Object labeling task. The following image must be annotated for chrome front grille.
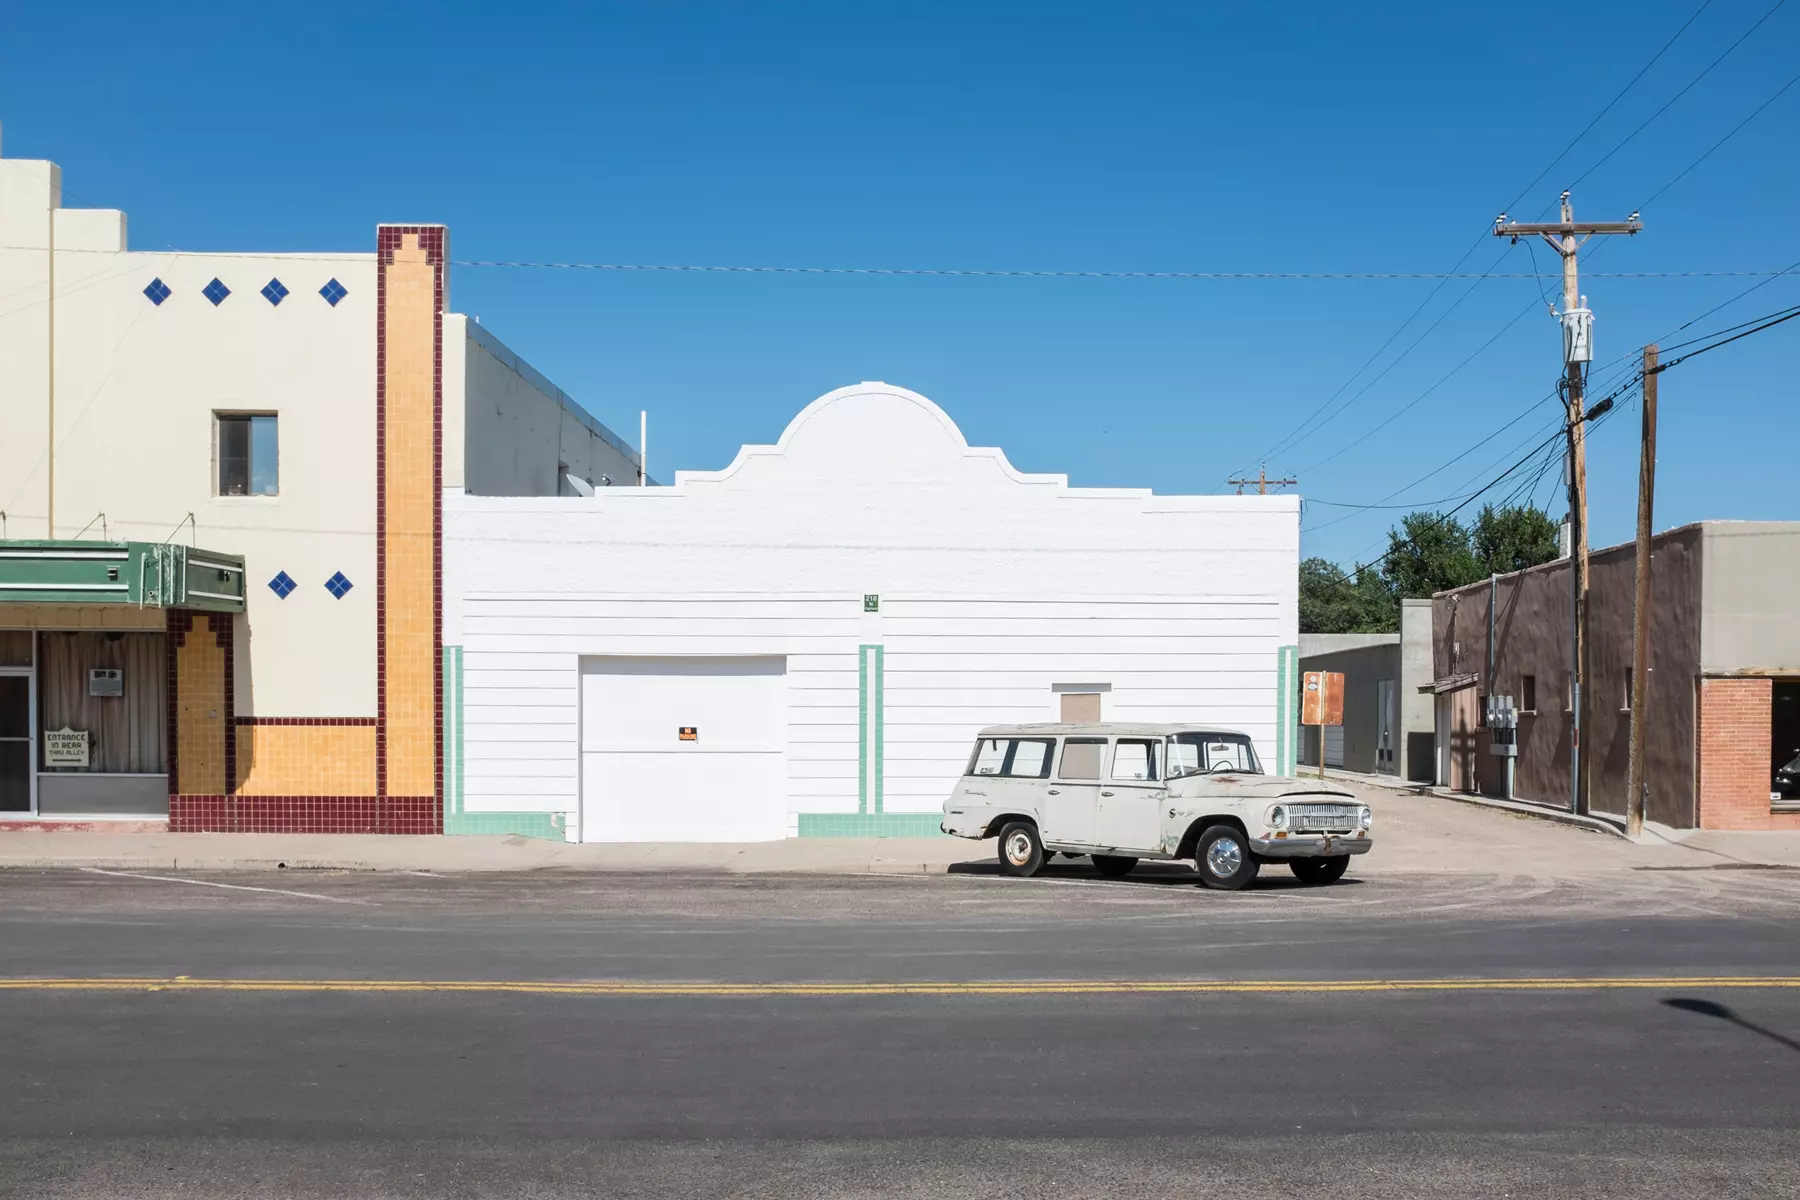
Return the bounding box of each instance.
[1288,803,1359,832]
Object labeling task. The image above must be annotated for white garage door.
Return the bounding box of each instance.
[579,656,787,843]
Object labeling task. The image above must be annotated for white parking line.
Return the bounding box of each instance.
[78,867,374,905]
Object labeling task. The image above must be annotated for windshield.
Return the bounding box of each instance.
[1167,733,1263,778]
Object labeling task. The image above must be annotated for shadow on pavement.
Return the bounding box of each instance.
[946,857,1368,893]
[1663,997,1800,1055]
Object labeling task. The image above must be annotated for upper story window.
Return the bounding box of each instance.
[217,414,278,496]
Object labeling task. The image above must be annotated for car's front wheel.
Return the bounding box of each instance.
[1194,825,1260,891]
[996,821,1046,877]
[1091,854,1138,878]
[1290,855,1350,886]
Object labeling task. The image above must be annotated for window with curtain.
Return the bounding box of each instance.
[38,632,167,774]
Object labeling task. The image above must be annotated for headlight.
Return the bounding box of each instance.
[1359,806,1373,830]
[1268,805,1288,830]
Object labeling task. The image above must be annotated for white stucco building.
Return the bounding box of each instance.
[446,384,1301,842]
[0,131,639,828]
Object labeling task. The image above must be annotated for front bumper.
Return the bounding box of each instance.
[1250,831,1372,858]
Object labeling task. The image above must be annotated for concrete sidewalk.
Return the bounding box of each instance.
[3,780,1798,875]
[0,831,987,875]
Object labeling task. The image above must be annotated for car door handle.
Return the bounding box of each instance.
[1047,788,1061,795]
[1100,790,1115,797]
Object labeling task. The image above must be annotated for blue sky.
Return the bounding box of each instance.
[3,0,1795,564]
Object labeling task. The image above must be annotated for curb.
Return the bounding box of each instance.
[1321,769,1631,841]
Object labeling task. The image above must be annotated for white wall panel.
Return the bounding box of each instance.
[446,384,1298,837]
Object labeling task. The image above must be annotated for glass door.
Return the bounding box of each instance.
[0,673,31,813]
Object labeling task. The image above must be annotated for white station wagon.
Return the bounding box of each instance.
[940,723,1372,890]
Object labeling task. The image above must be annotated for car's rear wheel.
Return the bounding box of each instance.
[996,821,1046,877]
[1290,855,1350,886]
[1195,825,1260,891]
[1091,854,1138,878]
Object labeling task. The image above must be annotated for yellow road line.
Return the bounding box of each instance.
[0,976,1797,996]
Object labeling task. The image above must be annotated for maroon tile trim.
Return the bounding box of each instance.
[231,717,379,727]
[168,793,437,834]
[165,611,190,796]
[376,228,388,803]
[216,614,236,804]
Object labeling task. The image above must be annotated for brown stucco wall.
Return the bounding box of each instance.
[1432,525,1703,826]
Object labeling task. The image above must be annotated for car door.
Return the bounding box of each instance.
[1095,737,1166,852]
[1042,737,1104,846]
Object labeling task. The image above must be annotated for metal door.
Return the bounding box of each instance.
[1376,679,1396,774]
[1094,738,1165,852]
[0,672,32,813]
[1043,737,1103,845]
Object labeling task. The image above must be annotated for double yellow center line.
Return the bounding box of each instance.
[2,976,1797,997]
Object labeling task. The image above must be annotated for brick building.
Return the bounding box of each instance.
[1430,521,1800,831]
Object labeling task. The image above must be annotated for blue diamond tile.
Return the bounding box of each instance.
[319,278,348,307]
[202,277,231,306]
[143,278,172,306]
[267,570,297,599]
[324,571,354,599]
[260,277,289,306]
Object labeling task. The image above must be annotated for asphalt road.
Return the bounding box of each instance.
[4,864,1800,1198]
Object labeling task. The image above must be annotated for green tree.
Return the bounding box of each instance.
[1380,511,1483,599]
[1301,504,1562,630]
[1299,557,1397,634]
[1471,503,1560,575]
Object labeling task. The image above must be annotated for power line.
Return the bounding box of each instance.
[1637,63,1800,210]
[2,242,1785,281]
[1653,303,1800,369]
[1292,294,1543,476]
[1566,0,1790,192]
[1238,0,1724,478]
[1506,0,1718,210]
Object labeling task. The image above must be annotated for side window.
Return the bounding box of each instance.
[1110,739,1159,781]
[217,413,279,496]
[1005,739,1055,779]
[968,739,1008,777]
[1059,738,1106,780]
[1168,738,1202,778]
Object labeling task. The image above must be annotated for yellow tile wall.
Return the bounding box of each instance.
[173,620,226,795]
[382,233,440,798]
[235,725,378,796]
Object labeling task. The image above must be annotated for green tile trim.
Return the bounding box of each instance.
[1275,644,1298,776]
[798,812,946,838]
[441,645,565,841]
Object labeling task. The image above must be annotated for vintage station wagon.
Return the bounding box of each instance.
[940,723,1372,890]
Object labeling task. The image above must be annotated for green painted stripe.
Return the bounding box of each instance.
[442,645,564,842]
[1275,644,1298,776]
[798,812,945,838]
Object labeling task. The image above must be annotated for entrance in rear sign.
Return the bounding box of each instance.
[578,656,788,842]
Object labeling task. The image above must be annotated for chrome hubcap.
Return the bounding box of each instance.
[1006,832,1034,865]
[1205,837,1242,877]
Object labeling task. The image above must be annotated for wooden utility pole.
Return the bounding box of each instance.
[1626,344,1659,838]
[1227,465,1297,495]
[1495,192,1642,815]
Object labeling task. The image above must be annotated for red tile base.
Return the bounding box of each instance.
[170,795,441,834]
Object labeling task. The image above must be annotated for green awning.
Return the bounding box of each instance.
[0,541,246,612]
